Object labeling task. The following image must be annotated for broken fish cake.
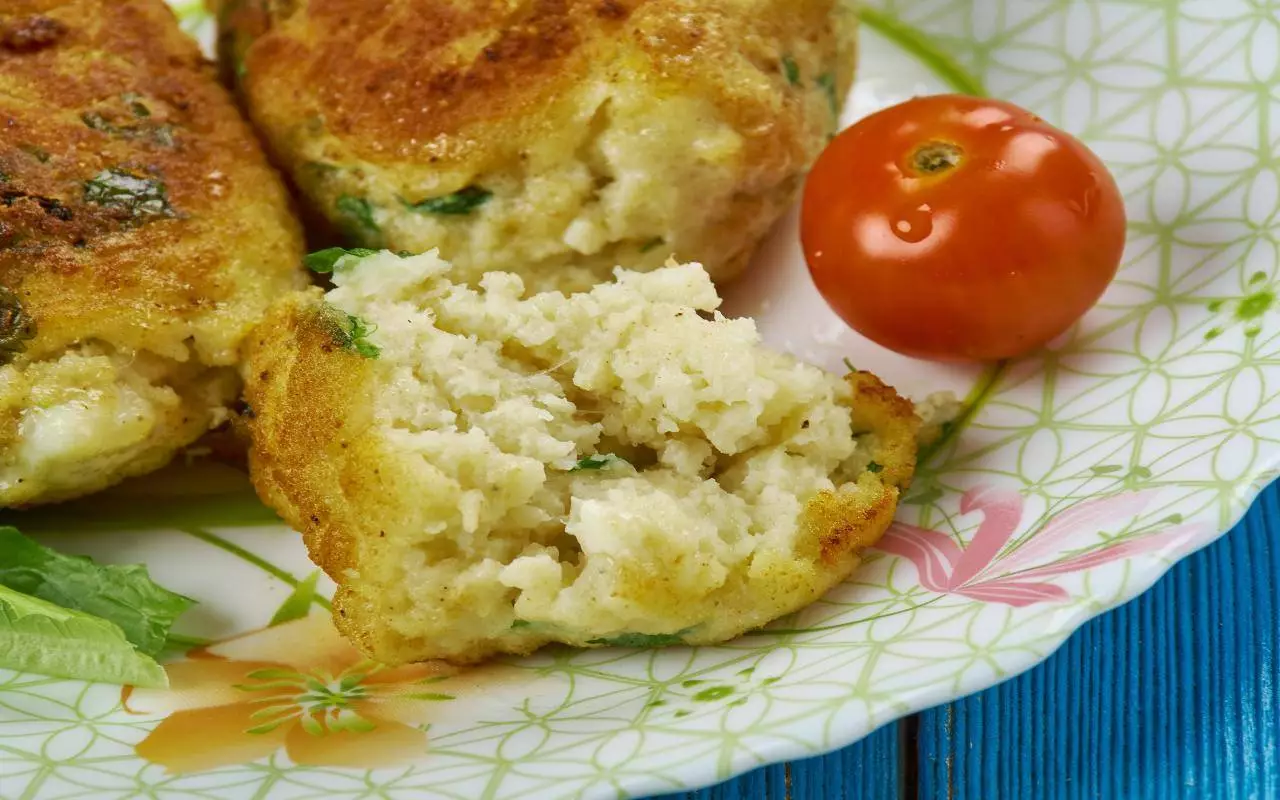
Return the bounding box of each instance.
[244,250,919,664]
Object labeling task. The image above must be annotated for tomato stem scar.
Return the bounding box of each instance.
[911,141,963,174]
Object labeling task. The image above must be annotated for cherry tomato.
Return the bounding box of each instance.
[801,94,1126,362]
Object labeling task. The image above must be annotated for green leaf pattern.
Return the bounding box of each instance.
[2,1,1277,797]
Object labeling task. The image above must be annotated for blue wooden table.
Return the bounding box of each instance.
[662,484,1280,799]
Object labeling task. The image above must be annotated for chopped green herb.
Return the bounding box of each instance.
[1090,464,1123,475]
[639,236,665,253]
[17,144,49,163]
[303,247,378,273]
[320,305,381,359]
[336,195,379,238]
[570,454,630,472]
[510,619,533,629]
[83,169,173,220]
[815,72,840,116]
[781,55,801,86]
[587,631,687,648]
[81,112,112,132]
[866,461,883,474]
[402,186,493,216]
[121,93,151,118]
[81,112,174,147]
[152,126,176,147]
[346,316,381,359]
[1130,465,1153,480]
[0,527,194,657]
[693,686,734,702]
[0,286,36,366]
[1250,271,1268,285]
[842,357,856,373]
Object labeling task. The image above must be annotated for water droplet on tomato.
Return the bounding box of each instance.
[892,205,934,244]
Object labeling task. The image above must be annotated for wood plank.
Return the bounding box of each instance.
[917,484,1280,799]
[667,723,901,799]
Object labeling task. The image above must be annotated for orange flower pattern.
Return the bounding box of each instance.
[124,613,524,773]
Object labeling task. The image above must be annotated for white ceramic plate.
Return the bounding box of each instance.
[3,1,1277,797]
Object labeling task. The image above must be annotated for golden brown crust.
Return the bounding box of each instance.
[221,0,855,286]
[244,292,430,657]
[802,371,919,569]
[230,0,849,168]
[0,0,304,365]
[243,291,372,582]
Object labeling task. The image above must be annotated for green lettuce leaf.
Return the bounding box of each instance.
[0,585,167,688]
[0,527,193,657]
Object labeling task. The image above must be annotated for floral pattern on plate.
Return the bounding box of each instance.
[1,0,1278,797]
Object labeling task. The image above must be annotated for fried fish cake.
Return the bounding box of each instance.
[245,251,919,665]
[0,0,305,507]
[221,0,856,292]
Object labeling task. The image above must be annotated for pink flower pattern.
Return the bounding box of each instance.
[877,486,1202,606]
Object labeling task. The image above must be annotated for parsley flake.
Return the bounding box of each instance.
[83,169,173,220]
[815,72,840,116]
[0,286,36,366]
[781,55,801,86]
[587,631,688,648]
[81,111,174,147]
[569,454,630,472]
[402,186,492,216]
[303,247,379,273]
[320,305,381,359]
[335,195,380,239]
[18,144,49,163]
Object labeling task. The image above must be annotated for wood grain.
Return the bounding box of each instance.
[918,485,1280,799]
[669,724,901,799]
